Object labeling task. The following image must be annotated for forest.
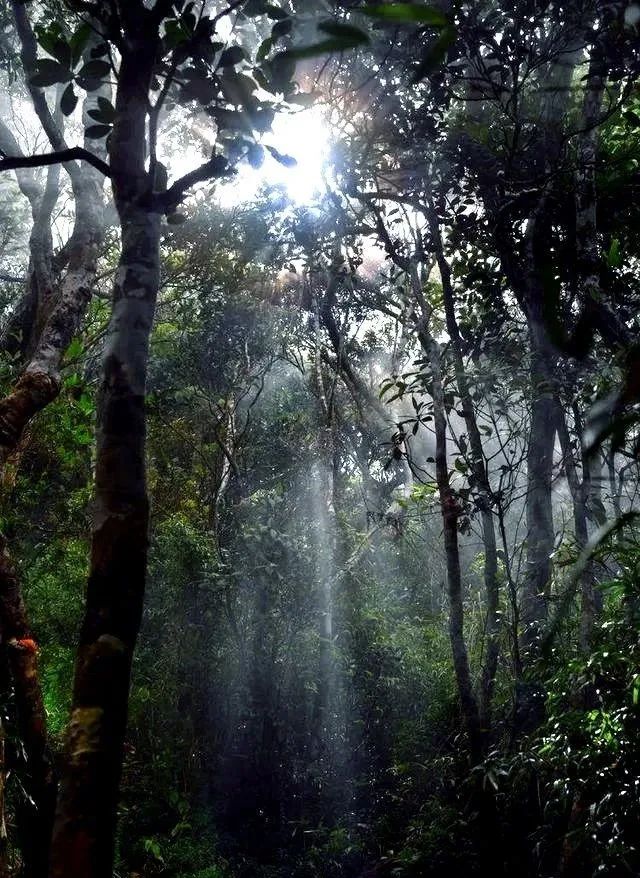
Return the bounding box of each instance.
[0,0,638,876]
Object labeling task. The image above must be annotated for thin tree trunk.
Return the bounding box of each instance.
[426,200,500,735]
[421,326,482,764]
[310,285,336,756]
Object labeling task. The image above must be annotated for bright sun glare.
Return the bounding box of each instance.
[169,107,330,208]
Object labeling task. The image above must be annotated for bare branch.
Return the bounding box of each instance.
[158,156,233,211]
[0,148,111,179]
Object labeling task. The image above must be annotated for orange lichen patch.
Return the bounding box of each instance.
[16,638,38,653]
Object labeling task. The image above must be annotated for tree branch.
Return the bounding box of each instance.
[157,156,233,211]
[0,148,111,178]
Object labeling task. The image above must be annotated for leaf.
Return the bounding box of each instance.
[361,3,450,26]
[218,46,245,67]
[87,108,111,123]
[412,23,456,81]
[164,19,190,49]
[181,76,219,104]
[29,59,73,88]
[266,52,296,91]
[36,27,71,66]
[97,96,117,121]
[265,4,289,19]
[65,338,83,361]
[274,38,360,62]
[220,70,257,107]
[606,237,622,268]
[50,38,71,68]
[209,107,251,132]
[622,109,640,127]
[60,83,78,116]
[247,143,265,168]
[76,59,111,80]
[317,21,370,43]
[256,37,273,61]
[76,77,103,93]
[84,124,112,139]
[266,145,297,166]
[90,42,110,59]
[271,18,292,39]
[70,22,92,66]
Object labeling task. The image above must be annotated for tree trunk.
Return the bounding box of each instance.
[49,28,160,876]
[556,403,597,653]
[421,327,482,764]
[426,200,500,736]
[520,323,556,655]
[0,542,55,878]
[0,35,109,875]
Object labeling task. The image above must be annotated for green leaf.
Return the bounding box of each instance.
[317,21,370,43]
[361,3,450,25]
[84,123,112,139]
[606,237,622,268]
[60,83,78,116]
[76,59,111,80]
[164,19,190,49]
[266,144,297,167]
[218,46,245,67]
[29,59,73,88]
[65,338,83,361]
[274,37,361,62]
[256,37,273,61]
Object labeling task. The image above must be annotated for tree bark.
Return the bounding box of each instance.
[556,404,597,653]
[49,22,161,877]
[426,200,500,735]
[421,325,482,764]
[0,541,55,878]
